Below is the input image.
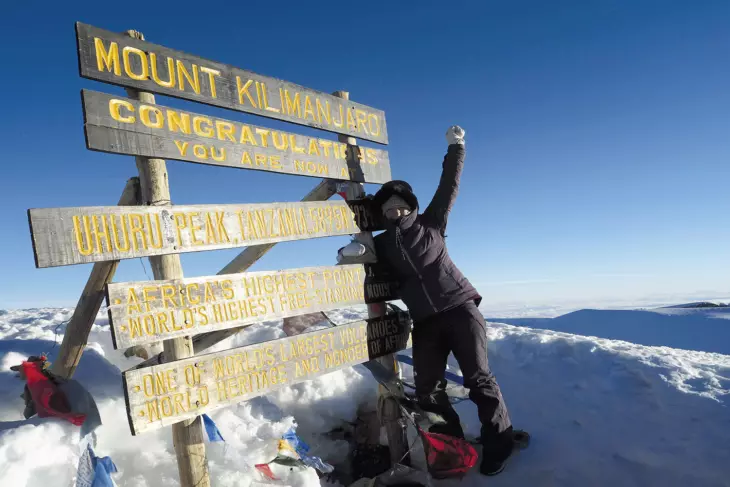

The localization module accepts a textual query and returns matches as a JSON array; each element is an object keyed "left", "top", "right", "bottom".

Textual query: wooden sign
[
  {"left": 28, "top": 200, "right": 384, "bottom": 268},
  {"left": 106, "top": 264, "right": 400, "bottom": 349},
  {"left": 123, "top": 311, "right": 411, "bottom": 434},
  {"left": 82, "top": 90, "right": 392, "bottom": 184},
  {"left": 76, "top": 23, "right": 388, "bottom": 144}
]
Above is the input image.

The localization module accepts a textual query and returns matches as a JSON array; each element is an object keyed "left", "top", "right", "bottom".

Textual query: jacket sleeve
[{"left": 422, "top": 144, "right": 466, "bottom": 232}]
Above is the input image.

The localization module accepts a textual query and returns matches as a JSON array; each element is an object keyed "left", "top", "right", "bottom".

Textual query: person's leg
[
  {"left": 412, "top": 317, "right": 464, "bottom": 438},
  {"left": 446, "top": 302, "right": 513, "bottom": 471}
]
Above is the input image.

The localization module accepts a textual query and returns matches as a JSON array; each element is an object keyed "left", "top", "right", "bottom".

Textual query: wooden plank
[
  {"left": 28, "top": 200, "right": 384, "bottom": 268},
  {"left": 216, "top": 179, "right": 337, "bottom": 276},
  {"left": 123, "top": 311, "right": 411, "bottom": 435},
  {"left": 106, "top": 264, "right": 400, "bottom": 349},
  {"left": 51, "top": 177, "right": 140, "bottom": 378},
  {"left": 81, "top": 90, "right": 392, "bottom": 184},
  {"left": 75, "top": 23, "right": 388, "bottom": 144},
  {"left": 335, "top": 90, "right": 409, "bottom": 464},
  {"left": 122, "top": 28, "right": 208, "bottom": 487}
]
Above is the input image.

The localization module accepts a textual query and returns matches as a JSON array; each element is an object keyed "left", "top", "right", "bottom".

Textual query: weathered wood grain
[
  {"left": 76, "top": 23, "right": 388, "bottom": 144},
  {"left": 123, "top": 311, "right": 411, "bottom": 435},
  {"left": 216, "top": 179, "right": 337, "bottom": 276},
  {"left": 120, "top": 28, "right": 209, "bottom": 487},
  {"left": 28, "top": 200, "right": 384, "bottom": 268},
  {"left": 106, "top": 264, "right": 400, "bottom": 349},
  {"left": 82, "top": 90, "right": 392, "bottom": 184},
  {"left": 51, "top": 177, "right": 140, "bottom": 379},
  {"left": 335, "top": 90, "right": 409, "bottom": 464}
]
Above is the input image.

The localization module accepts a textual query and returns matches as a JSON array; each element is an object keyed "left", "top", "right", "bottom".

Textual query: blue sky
[{"left": 2, "top": 0, "right": 729, "bottom": 309}]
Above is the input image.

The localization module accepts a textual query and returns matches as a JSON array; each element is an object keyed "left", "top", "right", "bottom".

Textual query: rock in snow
[{"left": 0, "top": 305, "right": 728, "bottom": 486}]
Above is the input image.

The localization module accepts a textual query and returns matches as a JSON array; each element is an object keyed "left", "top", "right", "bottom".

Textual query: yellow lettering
[
  {"left": 187, "top": 283, "right": 201, "bottom": 305},
  {"left": 236, "top": 77, "right": 258, "bottom": 107},
  {"left": 332, "top": 105, "right": 344, "bottom": 128},
  {"left": 215, "top": 121, "right": 236, "bottom": 142},
  {"left": 200, "top": 66, "right": 221, "bottom": 98},
  {"left": 174, "top": 140, "right": 190, "bottom": 156},
  {"left": 272, "top": 131, "right": 288, "bottom": 150},
  {"left": 367, "top": 114, "right": 381, "bottom": 136},
  {"left": 94, "top": 38, "right": 120, "bottom": 76},
  {"left": 122, "top": 46, "right": 149, "bottom": 81},
  {"left": 261, "top": 83, "right": 279, "bottom": 113},
  {"left": 240, "top": 126, "right": 257, "bottom": 146},
  {"left": 139, "top": 105, "right": 163, "bottom": 128},
  {"left": 176, "top": 61, "right": 200, "bottom": 94},
  {"left": 128, "top": 214, "right": 147, "bottom": 251},
  {"left": 167, "top": 111, "right": 191, "bottom": 134},
  {"left": 173, "top": 213, "right": 187, "bottom": 245},
  {"left": 72, "top": 216, "right": 94, "bottom": 256},
  {"left": 210, "top": 146, "right": 225, "bottom": 161},
  {"left": 318, "top": 140, "right": 333, "bottom": 158},
  {"left": 316, "top": 99, "right": 331, "bottom": 125},
  {"left": 255, "top": 128, "right": 271, "bottom": 147},
  {"left": 193, "top": 144, "right": 209, "bottom": 159},
  {"left": 303, "top": 96, "right": 317, "bottom": 122},
  {"left": 109, "top": 99, "right": 135, "bottom": 123},
  {"left": 366, "top": 148, "right": 378, "bottom": 165},
  {"left": 284, "top": 90, "right": 301, "bottom": 117},
  {"left": 193, "top": 116, "right": 214, "bottom": 138},
  {"left": 150, "top": 53, "right": 175, "bottom": 88},
  {"left": 307, "top": 139, "right": 321, "bottom": 157},
  {"left": 188, "top": 212, "right": 204, "bottom": 246},
  {"left": 110, "top": 215, "right": 130, "bottom": 252},
  {"left": 355, "top": 110, "right": 369, "bottom": 135},
  {"left": 221, "top": 280, "right": 234, "bottom": 300},
  {"left": 241, "top": 151, "right": 253, "bottom": 166}
]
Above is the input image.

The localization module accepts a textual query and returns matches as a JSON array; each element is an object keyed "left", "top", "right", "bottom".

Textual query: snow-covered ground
[{"left": 0, "top": 304, "right": 729, "bottom": 486}]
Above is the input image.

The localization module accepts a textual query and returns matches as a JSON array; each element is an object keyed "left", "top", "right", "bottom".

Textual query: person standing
[{"left": 340, "top": 126, "right": 523, "bottom": 475}]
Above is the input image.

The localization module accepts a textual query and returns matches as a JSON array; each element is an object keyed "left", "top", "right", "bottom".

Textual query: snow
[
  {"left": 0, "top": 304, "right": 729, "bottom": 486},
  {"left": 488, "top": 305, "right": 730, "bottom": 355}
]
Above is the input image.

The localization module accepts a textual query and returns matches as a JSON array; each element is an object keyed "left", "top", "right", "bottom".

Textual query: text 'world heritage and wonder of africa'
[{"left": 122, "top": 312, "right": 410, "bottom": 434}]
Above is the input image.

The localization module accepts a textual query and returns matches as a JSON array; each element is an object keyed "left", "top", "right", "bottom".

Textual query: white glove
[
  {"left": 336, "top": 241, "right": 367, "bottom": 263},
  {"left": 446, "top": 125, "right": 465, "bottom": 145}
]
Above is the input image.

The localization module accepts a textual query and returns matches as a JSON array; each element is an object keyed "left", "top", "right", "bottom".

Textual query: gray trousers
[{"left": 412, "top": 301, "right": 513, "bottom": 459}]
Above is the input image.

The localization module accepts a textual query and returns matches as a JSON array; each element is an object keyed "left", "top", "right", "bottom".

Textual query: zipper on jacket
[{"left": 400, "top": 243, "right": 438, "bottom": 313}]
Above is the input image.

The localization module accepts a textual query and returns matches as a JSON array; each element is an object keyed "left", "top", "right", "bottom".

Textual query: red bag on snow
[
  {"left": 16, "top": 357, "right": 87, "bottom": 426},
  {"left": 417, "top": 427, "right": 478, "bottom": 479}
]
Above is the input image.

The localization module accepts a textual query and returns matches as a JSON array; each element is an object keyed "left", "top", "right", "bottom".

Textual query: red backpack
[{"left": 417, "top": 426, "right": 478, "bottom": 479}]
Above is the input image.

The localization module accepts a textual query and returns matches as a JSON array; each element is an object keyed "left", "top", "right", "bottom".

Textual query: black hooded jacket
[{"left": 372, "top": 144, "right": 481, "bottom": 322}]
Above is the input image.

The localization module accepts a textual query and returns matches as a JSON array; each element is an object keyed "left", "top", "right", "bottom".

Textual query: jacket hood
[{"left": 372, "top": 180, "right": 419, "bottom": 214}]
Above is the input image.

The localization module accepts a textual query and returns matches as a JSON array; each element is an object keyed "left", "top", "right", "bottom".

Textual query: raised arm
[{"left": 423, "top": 125, "right": 466, "bottom": 232}]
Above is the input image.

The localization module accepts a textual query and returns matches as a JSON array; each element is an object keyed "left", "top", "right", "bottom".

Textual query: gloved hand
[
  {"left": 336, "top": 241, "right": 367, "bottom": 263},
  {"left": 446, "top": 125, "right": 465, "bottom": 145}
]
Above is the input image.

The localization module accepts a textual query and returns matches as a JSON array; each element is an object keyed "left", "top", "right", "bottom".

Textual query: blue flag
[{"left": 203, "top": 414, "right": 225, "bottom": 442}]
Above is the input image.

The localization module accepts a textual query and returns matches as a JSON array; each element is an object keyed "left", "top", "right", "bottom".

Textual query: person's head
[
  {"left": 373, "top": 180, "right": 419, "bottom": 222},
  {"left": 381, "top": 195, "right": 412, "bottom": 221}
]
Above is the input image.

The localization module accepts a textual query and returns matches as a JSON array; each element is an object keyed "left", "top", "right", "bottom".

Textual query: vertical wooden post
[
  {"left": 124, "top": 29, "right": 210, "bottom": 487},
  {"left": 51, "top": 177, "right": 139, "bottom": 379},
  {"left": 333, "top": 91, "right": 410, "bottom": 466}
]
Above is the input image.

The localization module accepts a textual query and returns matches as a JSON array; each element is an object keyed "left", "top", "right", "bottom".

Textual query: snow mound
[
  {"left": 0, "top": 306, "right": 729, "bottom": 486},
  {"left": 488, "top": 306, "right": 730, "bottom": 355}
]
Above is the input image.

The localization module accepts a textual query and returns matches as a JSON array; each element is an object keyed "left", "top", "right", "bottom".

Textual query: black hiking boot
[{"left": 479, "top": 429, "right": 530, "bottom": 476}]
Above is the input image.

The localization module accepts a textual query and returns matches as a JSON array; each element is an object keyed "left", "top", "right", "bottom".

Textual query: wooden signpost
[
  {"left": 75, "top": 23, "right": 389, "bottom": 144},
  {"left": 106, "top": 264, "right": 399, "bottom": 349},
  {"left": 124, "top": 312, "right": 410, "bottom": 435},
  {"left": 82, "top": 90, "right": 392, "bottom": 184},
  {"left": 28, "top": 21, "right": 409, "bottom": 487},
  {"left": 28, "top": 200, "right": 383, "bottom": 268}
]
